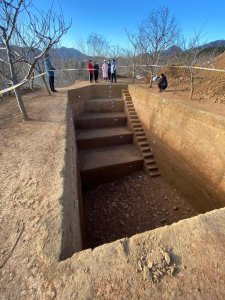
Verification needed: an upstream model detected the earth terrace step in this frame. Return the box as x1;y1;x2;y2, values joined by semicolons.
128;109;137;116
143;152;154;159
76;127;133;149
79;144;144;186
134;128;144;133
75;112;127;130
123;95;131;100
147;164;158;171
135;132;145;136
141;147;152;153
145;157;156;165
139;142;149;147
133;124;142;128
149;170;161;177
85;98;124;113
137;137;147;142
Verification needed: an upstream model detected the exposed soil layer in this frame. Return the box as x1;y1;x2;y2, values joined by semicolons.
83;170;199;249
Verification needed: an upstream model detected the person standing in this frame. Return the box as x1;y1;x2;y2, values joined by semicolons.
44;53;57;92
111;59;117;83
93;61;99;83
108;60;111;81
102;60;108;81
87;59;93;82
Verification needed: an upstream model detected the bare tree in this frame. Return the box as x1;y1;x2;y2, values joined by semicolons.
125;29;140;82
0;0;71;120
175;28;209;99
129;7;179;87
76;33;110;58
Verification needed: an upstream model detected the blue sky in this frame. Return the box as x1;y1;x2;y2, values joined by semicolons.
32;0;225;48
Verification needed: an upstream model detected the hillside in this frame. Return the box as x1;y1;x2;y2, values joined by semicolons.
163;51;225;103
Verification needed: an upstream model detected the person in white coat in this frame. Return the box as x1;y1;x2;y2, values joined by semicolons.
102;60;108;81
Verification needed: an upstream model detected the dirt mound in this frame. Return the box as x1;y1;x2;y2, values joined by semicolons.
164;62;225;104
212;51;225;69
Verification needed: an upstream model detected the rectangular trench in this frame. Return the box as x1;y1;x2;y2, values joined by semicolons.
67;83;225;253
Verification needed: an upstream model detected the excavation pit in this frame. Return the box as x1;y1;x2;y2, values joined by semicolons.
70;83;225;251
83;170;199;249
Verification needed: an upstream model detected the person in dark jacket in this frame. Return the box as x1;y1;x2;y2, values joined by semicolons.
108;60;111;81
44;53;57;92
158;73;168;92
111;59;117;83
93;61;99;83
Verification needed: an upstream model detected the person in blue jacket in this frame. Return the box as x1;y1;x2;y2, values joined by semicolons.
111;59;117;83
44;53;57;92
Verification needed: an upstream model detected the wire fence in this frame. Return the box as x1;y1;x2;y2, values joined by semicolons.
1;64;225;97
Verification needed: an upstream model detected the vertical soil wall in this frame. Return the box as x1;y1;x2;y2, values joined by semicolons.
60;104;83;259
68;84;128;118
128;85;225;211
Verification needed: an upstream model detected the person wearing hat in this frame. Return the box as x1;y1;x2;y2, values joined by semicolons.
87;59;93;82
111;59;117;83
102;59;108;81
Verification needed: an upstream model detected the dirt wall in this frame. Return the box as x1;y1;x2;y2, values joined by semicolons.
68;84;128;118
60;104;84;259
128;85;225;211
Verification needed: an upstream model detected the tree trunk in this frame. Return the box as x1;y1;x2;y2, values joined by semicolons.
189;68;194;100
14;87;29;120
149;71;153;87
41;75;51;95
132;64;135;83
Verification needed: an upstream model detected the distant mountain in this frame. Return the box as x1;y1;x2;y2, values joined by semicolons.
163;45;183;55
50;47;86;60
200;40;225;49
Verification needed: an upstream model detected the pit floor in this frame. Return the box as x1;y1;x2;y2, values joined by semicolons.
83;171;199;249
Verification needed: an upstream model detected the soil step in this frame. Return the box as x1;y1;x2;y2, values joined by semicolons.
85;98;124;113
145;158;156;164
139;142;149;147
75;112;127;129
137;137;147;142
76;127;133;149
136;132;145;137
133;124;142;128
134;128;144;133
143;152;154;159
147;164;158;171
149;170;161;177
129;111;137;115
79;144;144;186
141;147;152;153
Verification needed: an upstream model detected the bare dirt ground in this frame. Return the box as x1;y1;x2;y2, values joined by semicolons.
0;79;225;299
83;171;198;249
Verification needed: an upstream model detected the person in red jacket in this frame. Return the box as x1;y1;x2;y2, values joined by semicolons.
87;59;93;82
